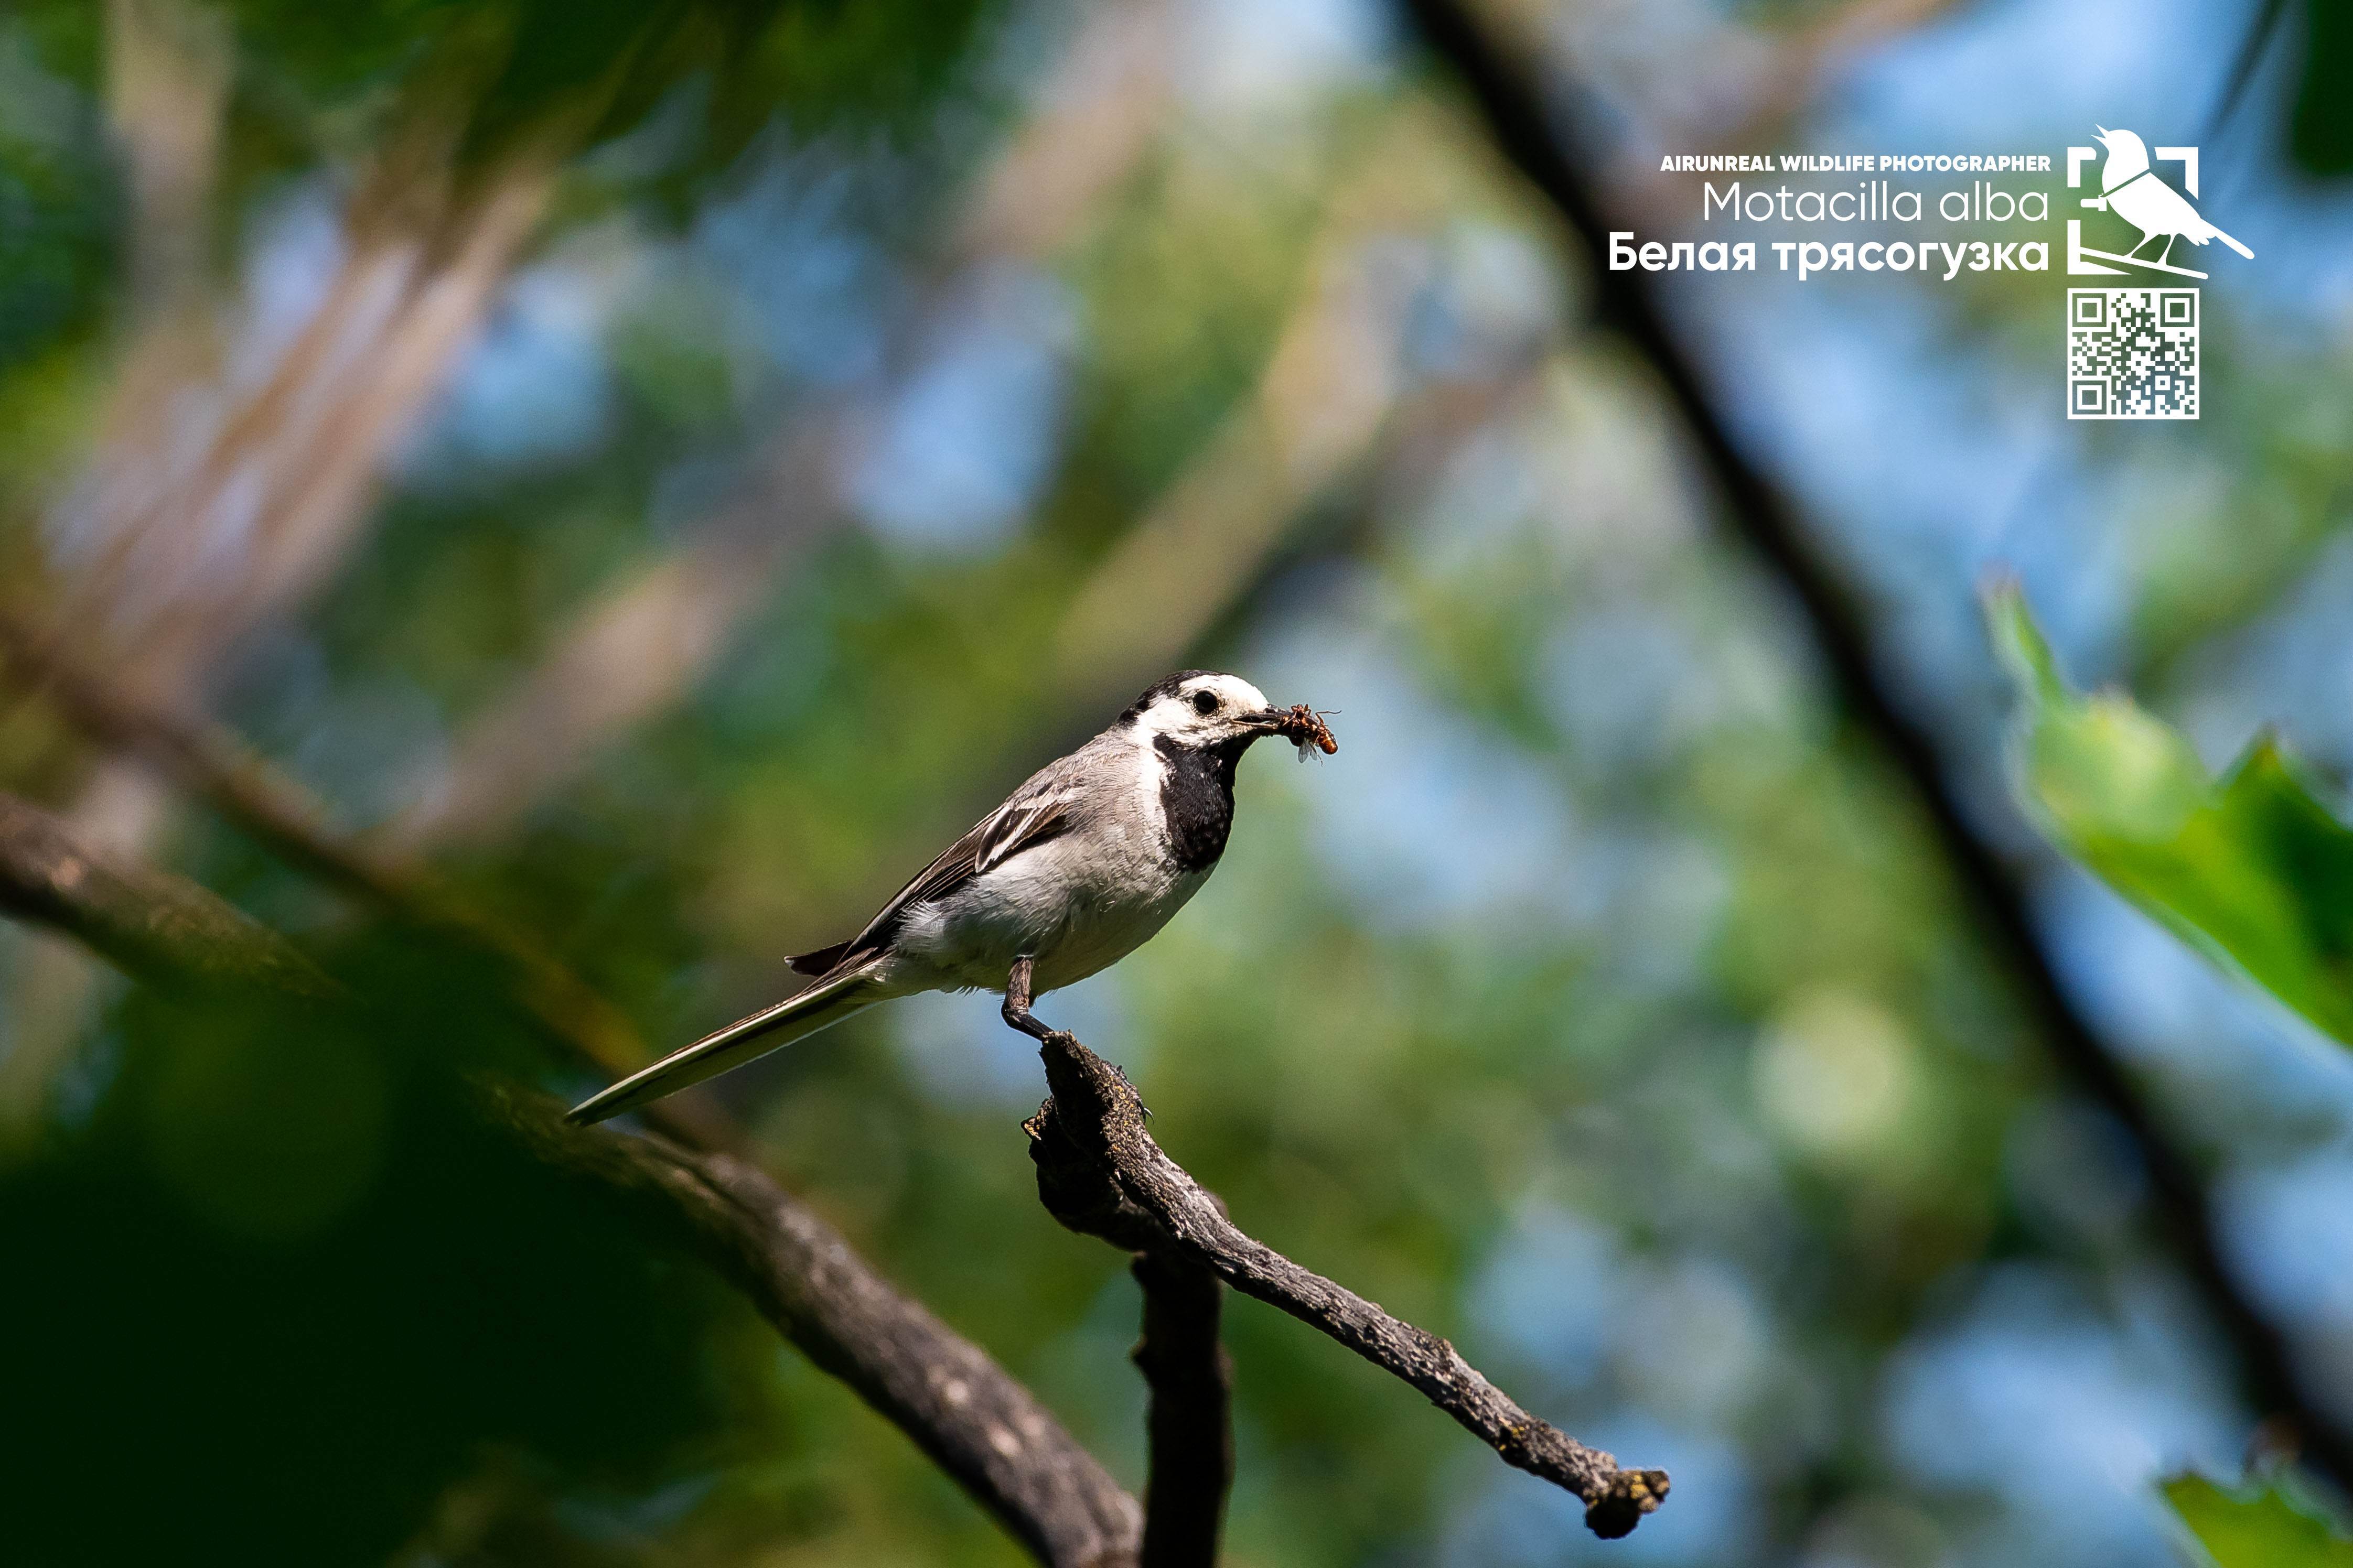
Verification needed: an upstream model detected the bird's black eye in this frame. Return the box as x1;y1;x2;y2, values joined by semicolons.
1191;690;1220;715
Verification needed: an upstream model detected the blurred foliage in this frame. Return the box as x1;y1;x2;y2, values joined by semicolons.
1990;583;2353;1046
0;59;112;366
2163;1473;2353;1567
5;0;999;268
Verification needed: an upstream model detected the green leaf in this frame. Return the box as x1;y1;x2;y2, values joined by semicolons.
2163;1474;2353;1567
1985;582;2353;1045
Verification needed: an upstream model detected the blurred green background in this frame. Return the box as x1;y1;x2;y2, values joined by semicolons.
4;1;2353;1564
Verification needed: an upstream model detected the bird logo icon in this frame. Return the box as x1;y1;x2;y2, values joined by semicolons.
2068;128;2251;279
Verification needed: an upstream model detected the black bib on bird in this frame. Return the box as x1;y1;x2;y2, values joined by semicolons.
1154;732;1244;872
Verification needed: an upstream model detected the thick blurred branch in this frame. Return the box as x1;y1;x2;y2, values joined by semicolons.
1024;1032;1668;1540
1400;0;2353;1491
0;792;335;1002
0;785;1144;1568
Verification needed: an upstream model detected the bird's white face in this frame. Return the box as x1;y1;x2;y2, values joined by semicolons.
1124;672;1281;748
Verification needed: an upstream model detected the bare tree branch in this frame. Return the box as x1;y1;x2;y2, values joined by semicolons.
1397;0;2353;1493
0;785;1145;1568
1024;1032;1668;1540
0;792;335;1002
1128;1251;1233;1568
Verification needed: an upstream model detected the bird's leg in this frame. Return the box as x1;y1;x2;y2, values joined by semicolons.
1003;956;1067;1044
2125;231;2164;259
1005;957;1149;1118
2157;233;2179;269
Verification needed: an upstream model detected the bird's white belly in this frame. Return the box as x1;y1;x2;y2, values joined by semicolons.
894;826;1206;995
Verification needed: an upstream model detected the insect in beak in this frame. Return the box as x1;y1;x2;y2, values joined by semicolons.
1244;705;1339;758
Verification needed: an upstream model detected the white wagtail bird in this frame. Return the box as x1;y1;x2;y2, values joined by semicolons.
568;671;1336;1124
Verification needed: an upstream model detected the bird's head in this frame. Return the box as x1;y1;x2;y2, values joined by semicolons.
1120;671;1334;756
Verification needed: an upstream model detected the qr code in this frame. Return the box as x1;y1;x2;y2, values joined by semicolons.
2067;288;2198;419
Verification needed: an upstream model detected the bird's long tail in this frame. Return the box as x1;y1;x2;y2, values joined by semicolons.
567;963;885;1124
2209;224;2253;258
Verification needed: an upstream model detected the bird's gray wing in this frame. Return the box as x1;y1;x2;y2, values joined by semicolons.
798;757;1086;975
